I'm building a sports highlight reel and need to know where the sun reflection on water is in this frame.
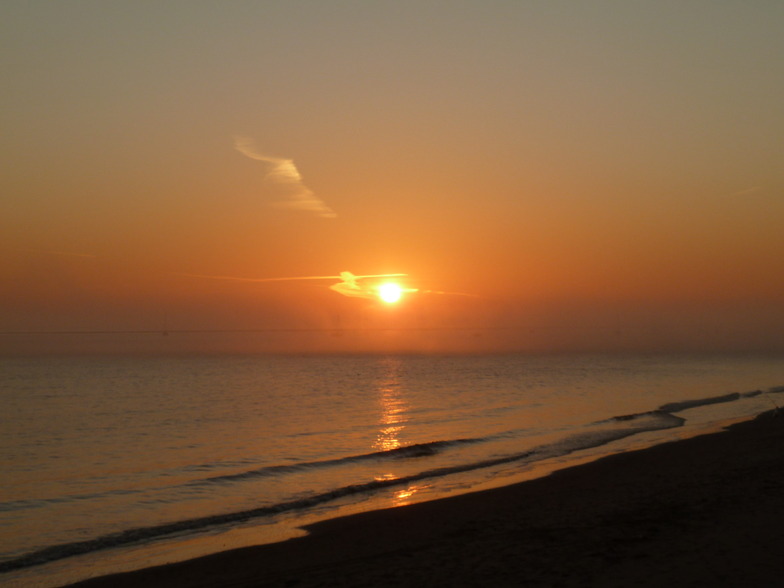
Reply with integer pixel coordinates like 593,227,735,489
373,357,408,453
392,483,429,507
373,358,427,506
372,473,429,507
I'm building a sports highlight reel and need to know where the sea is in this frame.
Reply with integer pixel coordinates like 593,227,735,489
1,352,783,587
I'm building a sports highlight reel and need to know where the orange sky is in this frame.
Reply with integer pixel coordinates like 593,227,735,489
2,1,783,354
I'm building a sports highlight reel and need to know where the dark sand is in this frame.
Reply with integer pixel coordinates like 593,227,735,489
71,412,784,587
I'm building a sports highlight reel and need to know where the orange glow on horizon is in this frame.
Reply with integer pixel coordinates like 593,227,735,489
3,2,784,355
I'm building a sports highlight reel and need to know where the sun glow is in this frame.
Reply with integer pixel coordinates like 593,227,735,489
378,282,403,304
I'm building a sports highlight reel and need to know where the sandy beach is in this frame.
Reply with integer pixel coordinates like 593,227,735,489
70,411,784,587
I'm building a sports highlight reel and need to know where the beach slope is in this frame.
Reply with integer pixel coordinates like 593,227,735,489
71,412,784,587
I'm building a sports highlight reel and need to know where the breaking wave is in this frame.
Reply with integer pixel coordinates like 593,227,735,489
198,438,485,484
659,385,784,414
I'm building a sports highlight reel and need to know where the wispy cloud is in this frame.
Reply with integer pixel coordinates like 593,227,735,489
50,251,97,259
328,272,412,300
419,289,478,298
233,136,336,218
179,271,411,300
177,272,343,283
179,270,481,300
17,248,97,259
731,186,763,197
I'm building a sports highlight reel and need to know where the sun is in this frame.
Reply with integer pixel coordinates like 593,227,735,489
378,282,403,304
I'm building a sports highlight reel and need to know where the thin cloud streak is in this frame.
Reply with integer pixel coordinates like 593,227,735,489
731,186,763,197
177,272,346,283
16,249,97,259
179,271,406,283
420,289,478,298
233,136,337,218
178,271,477,299
179,271,411,300
328,272,413,300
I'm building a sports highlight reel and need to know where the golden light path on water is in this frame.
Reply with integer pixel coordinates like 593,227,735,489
373,357,427,506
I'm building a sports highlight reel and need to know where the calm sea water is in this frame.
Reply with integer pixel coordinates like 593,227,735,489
1,353,783,586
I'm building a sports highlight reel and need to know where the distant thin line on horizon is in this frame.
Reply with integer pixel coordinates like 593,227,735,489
0,327,506,335
0,325,622,335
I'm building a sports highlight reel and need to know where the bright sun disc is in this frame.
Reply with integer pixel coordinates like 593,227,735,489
378,283,403,303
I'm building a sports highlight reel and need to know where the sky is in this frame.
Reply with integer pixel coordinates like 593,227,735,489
2,0,783,354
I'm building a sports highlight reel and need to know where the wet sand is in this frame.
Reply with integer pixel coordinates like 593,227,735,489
71,411,784,587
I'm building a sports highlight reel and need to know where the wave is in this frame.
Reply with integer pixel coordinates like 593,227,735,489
198,438,485,485
659,392,741,413
0,438,485,515
657,385,784,415
0,487,139,514
0,411,684,574
600,409,674,423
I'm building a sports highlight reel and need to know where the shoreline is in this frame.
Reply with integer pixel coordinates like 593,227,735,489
68,410,784,587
